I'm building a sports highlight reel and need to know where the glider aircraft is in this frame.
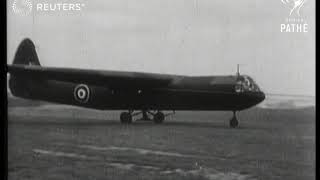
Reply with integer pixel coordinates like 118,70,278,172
7,38,265,128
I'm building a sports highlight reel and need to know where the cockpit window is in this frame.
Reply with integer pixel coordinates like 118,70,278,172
235,75,260,93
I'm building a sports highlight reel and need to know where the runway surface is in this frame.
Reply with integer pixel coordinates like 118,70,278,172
8,102,315,180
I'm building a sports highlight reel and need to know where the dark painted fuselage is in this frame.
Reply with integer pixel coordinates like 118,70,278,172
9,73,265,111
8,38,265,112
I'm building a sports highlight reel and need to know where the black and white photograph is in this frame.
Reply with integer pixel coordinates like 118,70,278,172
6,0,315,179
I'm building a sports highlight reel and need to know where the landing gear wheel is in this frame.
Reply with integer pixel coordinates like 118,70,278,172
142,111,151,121
153,112,165,124
120,112,132,124
229,115,239,128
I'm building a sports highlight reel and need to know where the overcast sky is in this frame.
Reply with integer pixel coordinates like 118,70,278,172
7,0,315,96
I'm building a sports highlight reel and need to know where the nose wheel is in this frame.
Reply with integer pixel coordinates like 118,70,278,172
229,111,239,128
120,112,132,124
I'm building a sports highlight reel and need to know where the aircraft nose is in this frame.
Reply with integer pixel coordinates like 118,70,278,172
258,91,266,103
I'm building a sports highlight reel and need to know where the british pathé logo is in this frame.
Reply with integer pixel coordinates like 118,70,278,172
12,0,33,16
280,0,309,33
281,0,306,16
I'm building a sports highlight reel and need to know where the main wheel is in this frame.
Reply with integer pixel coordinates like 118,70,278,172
142,111,151,121
229,116,239,128
153,112,165,124
120,112,132,124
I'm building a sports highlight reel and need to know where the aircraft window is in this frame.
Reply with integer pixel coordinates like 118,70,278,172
242,77,251,91
253,83,260,92
235,81,243,93
235,76,260,93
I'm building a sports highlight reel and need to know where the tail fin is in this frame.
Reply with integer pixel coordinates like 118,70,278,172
13,38,40,66
9,38,41,98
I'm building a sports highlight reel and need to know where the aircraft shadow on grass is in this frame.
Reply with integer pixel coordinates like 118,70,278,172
9,116,261,130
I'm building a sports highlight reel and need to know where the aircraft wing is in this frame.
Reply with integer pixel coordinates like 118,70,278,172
7,64,173,89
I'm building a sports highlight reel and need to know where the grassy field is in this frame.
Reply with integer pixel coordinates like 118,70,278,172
8,99,315,180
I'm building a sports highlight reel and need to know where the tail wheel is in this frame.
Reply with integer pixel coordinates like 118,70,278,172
153,112,165,124
120,112,132,124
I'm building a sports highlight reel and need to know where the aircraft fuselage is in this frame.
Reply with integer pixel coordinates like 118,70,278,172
9,74,265,111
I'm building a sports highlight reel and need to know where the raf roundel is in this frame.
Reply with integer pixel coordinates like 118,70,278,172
74,84,90,103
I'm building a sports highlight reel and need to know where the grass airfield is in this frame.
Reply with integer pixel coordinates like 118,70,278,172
8,98,315,180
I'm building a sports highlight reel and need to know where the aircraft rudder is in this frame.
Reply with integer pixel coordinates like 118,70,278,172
12,38,41,66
